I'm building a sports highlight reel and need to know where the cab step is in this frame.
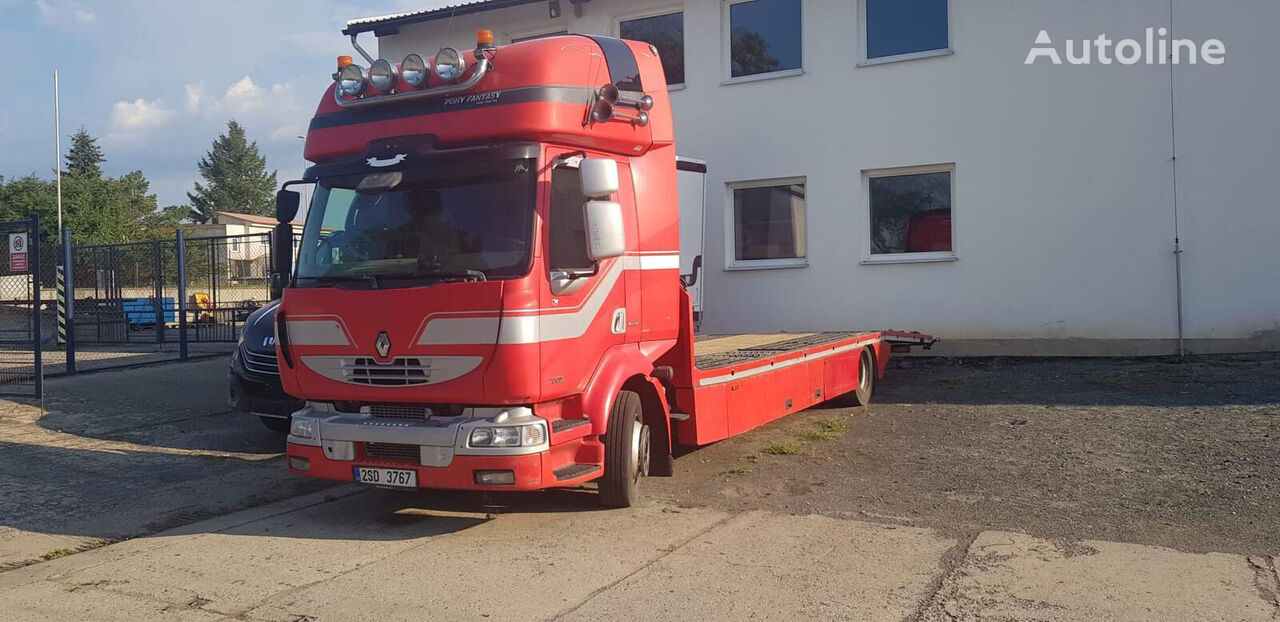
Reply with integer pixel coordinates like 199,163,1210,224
669,411,691,422
553,463,601,481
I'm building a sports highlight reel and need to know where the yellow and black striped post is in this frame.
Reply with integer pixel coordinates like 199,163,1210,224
56,265,67,345
59,227,75,374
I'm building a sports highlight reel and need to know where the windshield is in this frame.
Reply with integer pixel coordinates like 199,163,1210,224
296,159,536,283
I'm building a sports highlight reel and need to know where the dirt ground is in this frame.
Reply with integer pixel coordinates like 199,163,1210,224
643,354,1280,556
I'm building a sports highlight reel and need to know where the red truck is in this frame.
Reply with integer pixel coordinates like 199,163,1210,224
273,31,933,506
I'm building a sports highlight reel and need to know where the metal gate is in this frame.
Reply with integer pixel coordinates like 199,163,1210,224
0,217,42,397
70,239,174,346
183,233,272,342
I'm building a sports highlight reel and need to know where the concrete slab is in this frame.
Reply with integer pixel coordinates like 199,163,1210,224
1,577,229,622
562,511,957,621
42,488,481,616
242,501,731,621
0,357,329,568
923,531,1278,621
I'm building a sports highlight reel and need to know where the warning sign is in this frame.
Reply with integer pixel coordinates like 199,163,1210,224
9,233,28,272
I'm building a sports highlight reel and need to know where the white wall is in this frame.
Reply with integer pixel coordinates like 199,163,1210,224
369,0,1280,353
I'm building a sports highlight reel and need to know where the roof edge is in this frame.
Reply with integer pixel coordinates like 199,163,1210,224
343,0,546,36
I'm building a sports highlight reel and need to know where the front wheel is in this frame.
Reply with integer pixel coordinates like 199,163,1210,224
598,390,650,508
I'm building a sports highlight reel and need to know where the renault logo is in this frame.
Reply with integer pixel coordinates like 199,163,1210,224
374,331,392,358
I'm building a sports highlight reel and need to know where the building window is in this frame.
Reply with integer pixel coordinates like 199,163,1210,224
510,29,568,43
861,0,950,64
865,165,954,263
725,0,803,81
548,166,593,273
729,178,807,269
231,238,240,251
619,11,684,86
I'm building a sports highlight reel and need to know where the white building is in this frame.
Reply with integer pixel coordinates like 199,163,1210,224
345,0,1279,356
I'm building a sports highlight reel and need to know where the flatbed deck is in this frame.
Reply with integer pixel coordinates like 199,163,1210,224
693,332,868,370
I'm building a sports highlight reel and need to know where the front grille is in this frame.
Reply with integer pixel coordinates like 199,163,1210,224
368,403,430,421
241,345,279,376
344,358,431,386
363,442,421,463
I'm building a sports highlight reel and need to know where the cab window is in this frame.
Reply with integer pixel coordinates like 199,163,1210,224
548,166,594,272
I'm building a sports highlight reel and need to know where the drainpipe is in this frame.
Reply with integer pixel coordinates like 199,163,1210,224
1168,0,1186,358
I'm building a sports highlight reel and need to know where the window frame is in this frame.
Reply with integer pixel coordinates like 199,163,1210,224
724,175,809,271
860,163,957,265
721,0,806,86
614,5,687,91
856,0,953,67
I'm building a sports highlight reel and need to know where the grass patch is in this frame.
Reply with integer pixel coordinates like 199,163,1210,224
761,441,802,456
801,429,837,441
819,419,847,434
724,466,754,475
40,548,75,561
800,419,848,442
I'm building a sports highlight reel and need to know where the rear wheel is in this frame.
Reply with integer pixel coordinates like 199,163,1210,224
598,390,649,508
259,415,290,434
848,347,875,407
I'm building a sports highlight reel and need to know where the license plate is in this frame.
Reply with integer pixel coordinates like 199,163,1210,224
353,466,417,489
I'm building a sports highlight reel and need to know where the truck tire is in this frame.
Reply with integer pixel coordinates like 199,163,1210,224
259,415,290,434
848,347,875,407
598,390,650,508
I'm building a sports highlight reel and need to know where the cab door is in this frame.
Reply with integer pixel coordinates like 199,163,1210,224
537,149,631,397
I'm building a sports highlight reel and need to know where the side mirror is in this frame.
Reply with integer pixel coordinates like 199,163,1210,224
270,223,294,299
276,189,301,223
584,200,626,260
580,158,619,197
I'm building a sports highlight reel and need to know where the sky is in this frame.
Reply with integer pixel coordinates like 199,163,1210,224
0,0,457,209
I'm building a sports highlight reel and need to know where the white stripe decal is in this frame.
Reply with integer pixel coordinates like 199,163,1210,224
696,338,881,387
416,254,680,346
286,319,352,346
418,317,499,345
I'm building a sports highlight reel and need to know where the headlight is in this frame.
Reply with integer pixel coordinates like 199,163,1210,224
336,63,366,97
433,47,465,82
290,417,316,439
469,423,547,448
401,53,427,87
369,58,398,92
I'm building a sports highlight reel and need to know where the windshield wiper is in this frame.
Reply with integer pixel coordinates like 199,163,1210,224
403,269,487,282
308,274,380,289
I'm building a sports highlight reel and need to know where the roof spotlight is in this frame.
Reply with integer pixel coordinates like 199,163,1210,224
401,53,427,87
337,63,367,97
369,59,398,92
434,47,466,82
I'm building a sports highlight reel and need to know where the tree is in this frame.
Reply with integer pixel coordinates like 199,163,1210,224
187,120,278,223
730,29,780,78
65,127,105,179
139,205,193,237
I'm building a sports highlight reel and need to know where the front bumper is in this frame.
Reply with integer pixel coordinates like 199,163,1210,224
229,348,304,418
285,404,589,491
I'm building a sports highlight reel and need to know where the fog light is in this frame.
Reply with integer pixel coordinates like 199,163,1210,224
289,456,310,471
475,470,515,485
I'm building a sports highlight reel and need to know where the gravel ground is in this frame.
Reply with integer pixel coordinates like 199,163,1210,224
647,354,1280,556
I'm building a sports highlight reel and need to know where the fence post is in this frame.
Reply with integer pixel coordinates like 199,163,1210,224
31,214,42,398
59,227,75,374
176,230,188,361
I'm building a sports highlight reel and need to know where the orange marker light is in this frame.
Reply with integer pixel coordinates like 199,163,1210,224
337,55,354,68
477,29,494,46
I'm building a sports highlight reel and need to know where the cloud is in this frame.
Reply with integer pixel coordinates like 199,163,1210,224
184,83,204,112
35,0,95,27
111,98,176,130
104,98,176,145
